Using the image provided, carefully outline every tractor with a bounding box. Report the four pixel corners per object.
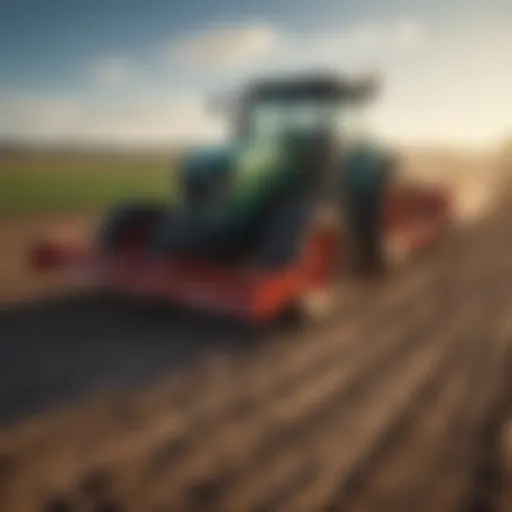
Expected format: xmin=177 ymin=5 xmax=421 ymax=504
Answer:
xmin=31 ymin=73 xmax=453 ymax=322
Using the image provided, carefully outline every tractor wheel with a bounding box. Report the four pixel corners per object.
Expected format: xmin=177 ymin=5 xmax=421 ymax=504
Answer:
xmin=344 ymin=154 xmax=394 ymax=278
xmin=257 ymin=195 xmax=312 ymax=269
xmin=97 ymin=202 xmax=164 ymax=254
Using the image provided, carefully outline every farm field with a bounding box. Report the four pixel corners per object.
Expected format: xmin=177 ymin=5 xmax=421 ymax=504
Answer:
xmin=0 ymin=147 xmax=510 ymax=511
xmin=0 ymin=151 xmax=177 ymax=216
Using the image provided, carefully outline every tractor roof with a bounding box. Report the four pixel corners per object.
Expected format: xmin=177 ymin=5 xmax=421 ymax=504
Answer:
xmin=242 ymin=72 xmax=378 ymax=104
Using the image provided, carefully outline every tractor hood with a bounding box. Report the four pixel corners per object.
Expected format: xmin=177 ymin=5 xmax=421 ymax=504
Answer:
xmin=177 ymin=139 xmax=299 ymax=225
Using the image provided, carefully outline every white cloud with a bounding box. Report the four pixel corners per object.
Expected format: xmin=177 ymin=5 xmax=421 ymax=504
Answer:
xmin=91 ymin=57 xmax=133 ymax=86
xmin=389 ymin=21 xmax=427 ymax=51
xmin=170 ymin=24 xmax=281 ymax=69
xmin=159 ymin=20 xmax=428 ymax=83
xmin=0 ymin=93 xmax=226 ymax=147
xmin=9 ymin=20 xmax=512 ymax=149
xmin=345 ymin=23 xmax=386 ymax=52
xmin=311 ymin=21 xmax=427 ymax=63
xmin=0 ymin=19 xmax=431 ymax=148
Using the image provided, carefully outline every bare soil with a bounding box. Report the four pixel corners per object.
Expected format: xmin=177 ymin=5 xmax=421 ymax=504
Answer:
xmin=0 ymin=153 xmax=510 ymax=511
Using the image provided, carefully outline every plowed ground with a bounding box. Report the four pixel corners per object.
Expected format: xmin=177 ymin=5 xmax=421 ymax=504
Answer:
xmin=0 ymin=188 xmax=511 ymax=512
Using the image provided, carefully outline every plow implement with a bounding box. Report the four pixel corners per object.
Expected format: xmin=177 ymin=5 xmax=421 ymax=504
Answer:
xmin=31 ymin=242 xmax=303 ymax=321
xmin=30 ymin=183 xmax=453 ymax=322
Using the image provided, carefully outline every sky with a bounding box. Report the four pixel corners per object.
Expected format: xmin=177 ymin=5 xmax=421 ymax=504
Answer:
xmin=1 ymin=0 xmax=511 ymax=148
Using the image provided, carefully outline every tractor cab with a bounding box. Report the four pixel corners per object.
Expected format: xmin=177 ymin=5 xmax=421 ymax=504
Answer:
xmin=232 ymin=74 xmax=378 ymax=197
xmin=236 ymin=73 xmax=376 ymax=144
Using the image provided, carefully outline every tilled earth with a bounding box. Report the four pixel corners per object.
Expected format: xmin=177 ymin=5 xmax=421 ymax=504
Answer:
xmin=0 ymin=198 xmax=511 ymax=511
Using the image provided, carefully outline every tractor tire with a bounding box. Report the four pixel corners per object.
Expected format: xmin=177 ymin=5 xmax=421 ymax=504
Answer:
xmin=257 ymin=195 xmax=313 ymax=270
xmin=345 ymin=154 xmax=394 ymax=277
xmin=97 ymin=202 xmax=164 ymax=254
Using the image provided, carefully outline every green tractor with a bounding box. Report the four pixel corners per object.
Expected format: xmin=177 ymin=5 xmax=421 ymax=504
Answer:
xmin=32 ymin=73 xmax=453 ymax=321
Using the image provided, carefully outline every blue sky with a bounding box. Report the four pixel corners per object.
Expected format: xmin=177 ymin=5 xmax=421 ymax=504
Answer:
xmin=1 ymin=0 xmax=511 ymax=147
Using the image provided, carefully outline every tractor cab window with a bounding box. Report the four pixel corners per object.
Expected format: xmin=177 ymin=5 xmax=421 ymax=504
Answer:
xmin=249 ymin=101 xmax=331 ymax=138
xmin=248 ymin=99 xmax=365 ymax=143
